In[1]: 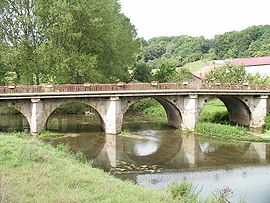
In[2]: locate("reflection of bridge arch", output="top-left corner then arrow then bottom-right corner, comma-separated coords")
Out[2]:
199,140 -> 251,164
198,96 -> 252,126
122,97 -> 182,129
123,130 -> 183,165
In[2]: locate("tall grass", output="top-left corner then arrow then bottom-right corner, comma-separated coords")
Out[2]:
199,100 -> 229,123
195,122 -> 264,142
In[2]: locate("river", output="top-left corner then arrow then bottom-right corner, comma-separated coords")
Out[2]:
1,114 -> 270,202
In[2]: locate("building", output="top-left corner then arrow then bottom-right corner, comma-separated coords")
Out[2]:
226,56 -> 270,76
194,56 -> 270,80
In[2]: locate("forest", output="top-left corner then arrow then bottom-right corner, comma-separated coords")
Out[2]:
0,0 -> 270,85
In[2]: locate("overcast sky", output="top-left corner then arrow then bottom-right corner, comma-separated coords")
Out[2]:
119,0 -> 270,39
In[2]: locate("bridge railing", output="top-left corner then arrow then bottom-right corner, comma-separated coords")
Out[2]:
0,83 -> 269,94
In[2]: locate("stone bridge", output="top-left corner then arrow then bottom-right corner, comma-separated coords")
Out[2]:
0,83 -> 269,135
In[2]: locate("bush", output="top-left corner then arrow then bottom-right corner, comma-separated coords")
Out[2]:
205,64 -> 248,83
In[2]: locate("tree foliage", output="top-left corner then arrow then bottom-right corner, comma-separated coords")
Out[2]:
204,63 -> 270,84
204,64 -> 248,83
0,0 -> 139,85
138,25 -> 270,70
132,62 -> 152,82
153,63 -> 176,83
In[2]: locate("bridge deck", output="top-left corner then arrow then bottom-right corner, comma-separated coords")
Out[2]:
0,83 -> 269,99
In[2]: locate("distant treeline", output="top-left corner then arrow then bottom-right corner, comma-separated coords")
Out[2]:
138,25 -> 270,68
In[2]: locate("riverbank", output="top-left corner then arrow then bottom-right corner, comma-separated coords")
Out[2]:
0,132 -> 176,203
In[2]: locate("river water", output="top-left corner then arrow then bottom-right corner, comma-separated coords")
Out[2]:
1,114 -> 270,202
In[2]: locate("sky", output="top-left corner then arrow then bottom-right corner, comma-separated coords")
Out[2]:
119,0 -> 270,40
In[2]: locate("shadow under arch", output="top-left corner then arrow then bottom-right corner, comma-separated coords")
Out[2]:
123,130 -> 183,165
123,96 -> 182,129
199,96 -> 252,126
45,100 -> 105,133
0,102 -> 30,131
218,96 -> 251,126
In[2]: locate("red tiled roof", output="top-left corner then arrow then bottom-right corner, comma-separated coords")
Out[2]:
228,56 -> 270,66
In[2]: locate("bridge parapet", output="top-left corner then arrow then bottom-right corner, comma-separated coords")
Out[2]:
0,83 -> 269,94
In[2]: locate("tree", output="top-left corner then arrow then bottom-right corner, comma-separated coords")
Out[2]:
132,62 -> 152,82
204,64 -> 248,83
0,0 -> 139,85
167,68 -> 195,83
153,63 -> 176,82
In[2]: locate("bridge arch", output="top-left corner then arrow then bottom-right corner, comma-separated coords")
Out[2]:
198,96 -> 252,126
41,99 -> 107,132
121,97 -> 182,129
0,101 -> 30,131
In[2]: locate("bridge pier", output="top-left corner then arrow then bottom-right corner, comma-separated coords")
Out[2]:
249,96 -> 268,129
30,99 -> 47,136
102,97 -> 123,134
181,95 -> 199,131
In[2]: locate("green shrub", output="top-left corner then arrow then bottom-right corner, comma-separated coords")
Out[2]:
204,64 -> 248,83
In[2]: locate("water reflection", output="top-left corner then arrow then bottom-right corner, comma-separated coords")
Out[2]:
90,132 -> 269,171
47,114 -> 102,133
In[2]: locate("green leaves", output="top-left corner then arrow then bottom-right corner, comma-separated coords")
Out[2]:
0,0 -> 139,85
204,64 -> 248,83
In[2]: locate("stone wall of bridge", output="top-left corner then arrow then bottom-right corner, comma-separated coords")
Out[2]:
0,94 -> 268,135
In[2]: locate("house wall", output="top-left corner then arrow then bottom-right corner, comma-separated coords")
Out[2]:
245,65 -> 270,76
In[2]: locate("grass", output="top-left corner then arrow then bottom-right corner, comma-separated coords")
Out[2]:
0,132 -> 177,203
199,100 -> 228,123
195,122 -> 266,142
264,114 -> 270,131
176,60 -> 210,73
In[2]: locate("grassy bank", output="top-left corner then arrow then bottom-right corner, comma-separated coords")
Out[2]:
195,122 -> 267,142
0,132 -> 176,203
